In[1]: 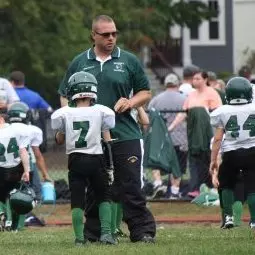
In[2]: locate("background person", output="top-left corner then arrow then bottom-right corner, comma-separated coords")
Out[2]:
148,73 -> 187,199
169,70 -> 222,197
0,77 -> 19,113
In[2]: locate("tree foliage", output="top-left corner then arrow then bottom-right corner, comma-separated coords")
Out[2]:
0,0 -> 213,108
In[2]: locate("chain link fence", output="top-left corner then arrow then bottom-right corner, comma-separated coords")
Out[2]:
37,109 -> 190,204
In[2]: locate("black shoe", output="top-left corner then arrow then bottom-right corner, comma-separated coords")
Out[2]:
4,220 -> 12,232
140,235 -> 155,243
74,238 -> 86,246
222,215 -> 234,229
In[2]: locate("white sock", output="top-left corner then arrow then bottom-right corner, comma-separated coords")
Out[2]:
171,186 -> 180,195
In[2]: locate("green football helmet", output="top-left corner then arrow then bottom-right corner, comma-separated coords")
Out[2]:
8,102 -> 30,123
9,182 -> 36,214
67,71 -> 97,106
225,77 -> 253,105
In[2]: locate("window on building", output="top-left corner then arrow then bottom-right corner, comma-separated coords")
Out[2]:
208,0 -> 219,39
189,0 -> 225,45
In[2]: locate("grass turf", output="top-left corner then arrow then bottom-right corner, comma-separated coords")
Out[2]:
1,225 -> 255,255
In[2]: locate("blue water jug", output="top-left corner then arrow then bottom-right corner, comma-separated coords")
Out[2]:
41,182 -> 56,204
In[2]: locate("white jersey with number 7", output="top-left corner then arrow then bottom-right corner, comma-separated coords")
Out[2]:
51,105 -> 115,155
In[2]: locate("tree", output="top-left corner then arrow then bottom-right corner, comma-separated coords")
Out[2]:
0,0 -> 213,107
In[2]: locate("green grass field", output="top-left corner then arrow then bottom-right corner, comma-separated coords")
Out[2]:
1,225 -> 255,255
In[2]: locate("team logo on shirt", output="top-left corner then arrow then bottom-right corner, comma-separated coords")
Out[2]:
127,156 -> 138,163
113,62 -> 124,72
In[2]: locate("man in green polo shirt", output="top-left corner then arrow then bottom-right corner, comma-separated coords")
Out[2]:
58,15 -> 156,243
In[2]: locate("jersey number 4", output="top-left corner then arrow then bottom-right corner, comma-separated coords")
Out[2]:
225,115 -> 255,138
0,138 -> 19,162
73,121 -> 90,148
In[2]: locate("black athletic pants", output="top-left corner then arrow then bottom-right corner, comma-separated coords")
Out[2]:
0,164 -> 23,203
84,140 -> 156,242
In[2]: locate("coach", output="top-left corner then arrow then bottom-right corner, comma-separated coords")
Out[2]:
58,15 -> 156,243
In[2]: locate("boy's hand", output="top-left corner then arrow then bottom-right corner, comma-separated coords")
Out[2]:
209,161 -> 218,176
212,172 -> 219,188
22,171 -> 30,182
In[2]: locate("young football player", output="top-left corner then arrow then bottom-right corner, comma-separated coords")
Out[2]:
210,136 -> 245,228
0,112 -> 30,231
7,101 -> 52,230
51,71 -> 116,245
210,76 -> 255,229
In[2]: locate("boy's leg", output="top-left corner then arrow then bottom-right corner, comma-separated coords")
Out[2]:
243,162 -> 255,226
218,152 -> 238,229
116,203 -> 123,231
5,198 -> 12,231
68,154 -> 87,244
233,173 -> 245,227
99,201 -> 112,235
90,155 -> 116,244
111,202 -> 117,234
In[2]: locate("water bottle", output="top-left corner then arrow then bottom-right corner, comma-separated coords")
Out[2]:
41,182 -> 56,204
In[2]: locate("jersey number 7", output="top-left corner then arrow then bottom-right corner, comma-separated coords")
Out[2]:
225,114 -> 255,138
73,121 -> 90,148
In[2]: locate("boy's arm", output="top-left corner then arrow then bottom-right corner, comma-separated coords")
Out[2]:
32,146 -> 52,182
209,127 -> 224,175
102,130 -> 114,185
19,147 -> 30,182
137,106 -> 149,125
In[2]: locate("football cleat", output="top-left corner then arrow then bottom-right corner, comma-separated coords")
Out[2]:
5,220 -> 12,232
222,215 -> 234,229
249,222 -> 255,229
139,235 -> 155,243
99,234 -> 117,245
74,238 -> 86,246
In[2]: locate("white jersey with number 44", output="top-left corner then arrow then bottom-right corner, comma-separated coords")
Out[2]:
0,124 -> 30,168
51,105 -> 115,155
210,103 -> 255,152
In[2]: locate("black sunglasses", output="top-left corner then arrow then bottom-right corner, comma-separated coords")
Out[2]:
94,31 -> 119,38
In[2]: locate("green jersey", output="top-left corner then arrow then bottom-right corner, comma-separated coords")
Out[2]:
58,47 -> 150,142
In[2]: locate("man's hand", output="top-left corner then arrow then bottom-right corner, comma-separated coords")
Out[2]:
114,97 -> 132,113
106,167 -> 114,186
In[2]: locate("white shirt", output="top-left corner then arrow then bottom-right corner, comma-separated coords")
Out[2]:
0,124 -> 30,168
179,83 -> 195,96
0,78 -> 20,104
51,105 -> 115,155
